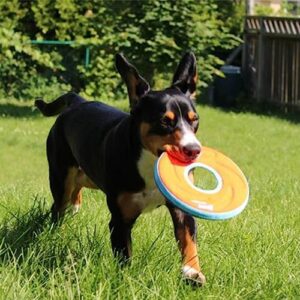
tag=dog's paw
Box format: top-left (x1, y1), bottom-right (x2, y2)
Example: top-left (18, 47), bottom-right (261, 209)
top-left (182, 265), bottom-right (206, 287)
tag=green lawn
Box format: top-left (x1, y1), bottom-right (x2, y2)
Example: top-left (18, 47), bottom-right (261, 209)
top-left (0, 99), bottom-right (299, 299)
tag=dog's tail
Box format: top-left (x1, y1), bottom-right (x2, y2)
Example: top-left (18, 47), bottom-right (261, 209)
top-left (35, 92), bottom-right (85, 117)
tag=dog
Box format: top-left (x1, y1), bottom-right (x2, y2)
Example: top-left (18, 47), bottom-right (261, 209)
top-left (35, 52), bottom-right (205, 285)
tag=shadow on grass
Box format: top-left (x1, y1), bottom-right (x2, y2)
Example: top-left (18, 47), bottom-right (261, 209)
top-left (200, 96), bottom-right (300, 125)
top-left (0, 196), bottom-right (108, 275)
top-left (0, 197), bottom-right (51, 264)
top-left (0, 102), bottom-right (40, 118)
top-left (234, 101), bottom-right (300, 125)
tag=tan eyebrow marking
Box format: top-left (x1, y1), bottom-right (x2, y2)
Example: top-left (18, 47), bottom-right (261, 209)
top-left (188, 111), bottom-right (196, 121)
top-left (164, 111), bottom-right (175, 120)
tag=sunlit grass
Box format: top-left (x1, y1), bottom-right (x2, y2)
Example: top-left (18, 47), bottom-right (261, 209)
top-left (0, 99), bottom-right (299, 299)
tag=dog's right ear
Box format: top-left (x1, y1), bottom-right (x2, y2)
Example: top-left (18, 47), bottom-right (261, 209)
top-left (115, 53), bottom-right (150, 108)
top-left (172, 52), bottom-right (197, 99)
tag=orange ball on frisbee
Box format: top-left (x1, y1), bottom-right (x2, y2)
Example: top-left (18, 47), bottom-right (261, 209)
top-left (154, 147), bottom-right (249, 220)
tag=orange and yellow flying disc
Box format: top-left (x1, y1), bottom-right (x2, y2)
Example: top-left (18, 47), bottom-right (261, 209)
top-left (154, 147), bottom-right (249, 220)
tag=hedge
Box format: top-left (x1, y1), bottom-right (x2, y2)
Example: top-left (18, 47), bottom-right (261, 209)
top-left (0, 0), bottom-right (244, 100)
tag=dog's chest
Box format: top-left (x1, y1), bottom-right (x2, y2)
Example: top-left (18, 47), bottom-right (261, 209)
top-left (133, 150), bottom-right (165, 212)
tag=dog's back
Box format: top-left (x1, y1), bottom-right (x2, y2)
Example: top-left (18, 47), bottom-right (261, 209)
top-left (36, 92), bottom-right (136, 193)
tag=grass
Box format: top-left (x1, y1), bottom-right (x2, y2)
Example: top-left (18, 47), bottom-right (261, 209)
top-left (0, 99), bottom-right (299, 299)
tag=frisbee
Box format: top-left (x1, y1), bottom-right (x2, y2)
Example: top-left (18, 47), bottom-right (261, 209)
top-left (154, 147), bottom-right (249, 220)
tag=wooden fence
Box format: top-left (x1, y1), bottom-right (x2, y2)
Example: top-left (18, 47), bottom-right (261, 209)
top-left (242, 16), bottom-right (300, 110)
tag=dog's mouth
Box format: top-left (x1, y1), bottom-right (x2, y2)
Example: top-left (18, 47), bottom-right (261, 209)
top-left (157, 149), bottom-right (165, 157)
top-left (167, 149), bottom-right (198, 164)
top-left (157, 145), bottom-right (173, 157)
top-left (157, 146), bottom-right (200, 164)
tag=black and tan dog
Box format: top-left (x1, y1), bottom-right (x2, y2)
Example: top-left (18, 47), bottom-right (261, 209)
top-left (35, 52), bottom-right (205, 285)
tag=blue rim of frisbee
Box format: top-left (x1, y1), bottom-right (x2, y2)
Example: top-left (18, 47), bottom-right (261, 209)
top-left (154, 155), bottom-right (250, 220)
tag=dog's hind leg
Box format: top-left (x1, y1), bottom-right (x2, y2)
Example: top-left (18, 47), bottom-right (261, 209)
top-left (49, 166), bottom-right (69, 222)
top-left (47, 129), bottom-right (80, 222)
top-left (49, 166), bottom-right (83, 221)
top-left (71, 186), bottom-right (82, 214)
top-left (63, 167), bottom-right (83, 215)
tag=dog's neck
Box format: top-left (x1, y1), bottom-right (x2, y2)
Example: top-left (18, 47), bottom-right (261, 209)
top-left (94, 116), bottom-right (145, 195)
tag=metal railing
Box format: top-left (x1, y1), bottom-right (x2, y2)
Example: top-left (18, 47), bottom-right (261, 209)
top-left (30, 40), bottom-right (90, 68)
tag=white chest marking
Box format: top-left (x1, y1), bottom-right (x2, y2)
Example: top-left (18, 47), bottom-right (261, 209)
top-left (134, 150), bottom-right (165, 212)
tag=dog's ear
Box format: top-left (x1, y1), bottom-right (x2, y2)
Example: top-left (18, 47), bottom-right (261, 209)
top-left (172, 52), bottom-right (197, 99)
top-left (116, 53), bottom-right (150, 108)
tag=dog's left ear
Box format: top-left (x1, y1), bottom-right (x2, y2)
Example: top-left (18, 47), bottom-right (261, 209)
top-left (172, 52), bottom-right (197, 99)
top-left (116, 53), bottom-right (150, 108)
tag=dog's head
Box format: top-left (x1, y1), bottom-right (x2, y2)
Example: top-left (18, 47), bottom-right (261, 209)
top-left (116, 52), bottom-right (201, 162)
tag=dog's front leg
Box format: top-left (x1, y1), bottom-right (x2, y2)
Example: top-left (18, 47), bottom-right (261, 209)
top-left (167, 203), bottom-right (206, 286)
top-left (109, 216), bottom-right (134, 262)
top-left (107, 193), bottom-right (141, 263)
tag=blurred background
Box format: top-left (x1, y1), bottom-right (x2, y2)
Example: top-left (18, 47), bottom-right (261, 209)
top-left (0, 0), bottom-right (299, 109)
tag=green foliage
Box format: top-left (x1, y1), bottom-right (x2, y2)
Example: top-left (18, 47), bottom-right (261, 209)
top-left (254, 4), bottom-right (276, 16)
top-left (254, 0), bottom-right (299, 17)
top-left (0, 0), bottom-right (243, 100)
top-left (0, 0), bottom-right (70, 99)
top-left (211, 0), bottom-right (245, 36)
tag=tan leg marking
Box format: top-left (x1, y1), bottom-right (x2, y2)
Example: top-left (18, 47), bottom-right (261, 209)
top-left (177, 225), bottom-right (206, 285)
top-left (71, 187), bottom-right (82, 213)
top-left (170, 172), bottom-right (206, 285)
top-left (63, 167), bottom-right (98, 213)
top-left (182, 170), bottom-right (199, 269)
top-left (177, 227), bottom-right (200, 271)
top-left (76, 168), bottom-right (98, 189)
top-left (117, 192), bottom-right (141, 223)
top-left (62, 168), bottom-right (78, 211)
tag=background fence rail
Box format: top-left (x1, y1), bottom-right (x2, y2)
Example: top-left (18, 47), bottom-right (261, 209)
top-left (243, 16), bottom-right (300, 110)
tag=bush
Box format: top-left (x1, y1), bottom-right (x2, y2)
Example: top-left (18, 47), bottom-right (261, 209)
top-left (0, 0), bottom-right (243, 101)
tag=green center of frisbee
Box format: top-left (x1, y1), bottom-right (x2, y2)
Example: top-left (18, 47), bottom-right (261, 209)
top-left (191, 166), bottom-right (219, 191)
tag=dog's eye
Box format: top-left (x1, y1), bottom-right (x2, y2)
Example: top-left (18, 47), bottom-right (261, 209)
top-left (187, 111), bottom-right (198, 124)
top-left (187, 113), bottom-right (199, 133)
top-left (188, 115), bottom-right (198, 124)
top-left (160, 116), bottom-right (175, 127)
top-left (191, 115), bottom-right (199, 122)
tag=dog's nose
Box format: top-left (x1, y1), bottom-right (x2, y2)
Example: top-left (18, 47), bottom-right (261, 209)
top-left (182, 144), bottom-right (201, 159)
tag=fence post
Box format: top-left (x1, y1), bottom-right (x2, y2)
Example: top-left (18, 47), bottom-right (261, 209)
top-left (257, 17), bottom-right (264, 103)
top-left (242, 18), bottom-right (247, 78)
